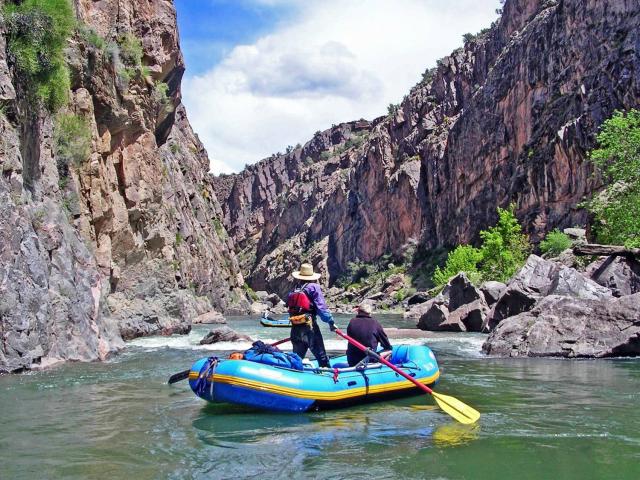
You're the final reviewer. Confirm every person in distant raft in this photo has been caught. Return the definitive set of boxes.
[287,263,335,368]
[346,302,392,367]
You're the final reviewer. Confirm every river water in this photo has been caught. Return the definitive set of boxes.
[1,315,638,479]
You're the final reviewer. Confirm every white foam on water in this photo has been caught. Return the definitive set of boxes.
[126,332,483,357]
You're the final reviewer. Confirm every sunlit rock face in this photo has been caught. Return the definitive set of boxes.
[0,0,247,372]
[216,0,640,296]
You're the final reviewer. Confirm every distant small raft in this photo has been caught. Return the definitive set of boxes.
[188,345,440,412]
[259,316,292,328]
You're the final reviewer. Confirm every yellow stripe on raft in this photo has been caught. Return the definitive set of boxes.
[189,369,440,401]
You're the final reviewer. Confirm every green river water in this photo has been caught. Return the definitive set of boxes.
[1,315,639,479]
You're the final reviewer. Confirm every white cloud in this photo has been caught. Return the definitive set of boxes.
[182,0,502,173]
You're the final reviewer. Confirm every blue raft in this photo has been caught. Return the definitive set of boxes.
[188,345,440,412]
[259,315,292,328]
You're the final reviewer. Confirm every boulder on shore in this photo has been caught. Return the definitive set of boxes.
[199,327,252,345]
[586,256,640,298]
[414,273,489,332]
[482,293,640,358]
[193,311,226,324]
[484,255,612,331]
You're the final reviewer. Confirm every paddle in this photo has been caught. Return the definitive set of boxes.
[167,337,291,385]
[333,328,480,425]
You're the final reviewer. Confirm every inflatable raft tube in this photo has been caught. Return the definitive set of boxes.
[189,345,440,412]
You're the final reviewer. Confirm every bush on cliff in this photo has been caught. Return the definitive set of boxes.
[3,0,75,111]
[55,113,91,170]
[587,109,640,248]
[539,229,572,256]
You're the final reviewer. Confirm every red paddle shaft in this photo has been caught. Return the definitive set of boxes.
[334,328,434,395]
[272,337,290,347]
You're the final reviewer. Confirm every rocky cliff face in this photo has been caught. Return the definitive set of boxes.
[0,0,246,372]
[216,0,640,297]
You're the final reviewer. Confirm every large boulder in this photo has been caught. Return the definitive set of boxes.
[249,301,271,315]
[484,255,612,331]
[404,300,434,320]
[587,256,640,297]
[200,327,252,345]
[480,281,506,306]
[443,273,484,311]
[482,293,640,358]
[407,292,430,305]
[417,303,466,332]
[414,273,488,332]
[193,311,226,324]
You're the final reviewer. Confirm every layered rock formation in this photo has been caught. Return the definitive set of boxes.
[215,0,640,296]
[0,0,246,372]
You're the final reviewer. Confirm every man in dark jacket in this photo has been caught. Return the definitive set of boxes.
[346,302,392,367]
[287,263,335,368]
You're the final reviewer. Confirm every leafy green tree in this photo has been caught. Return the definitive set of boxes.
[539,229,572,256]
[587,109,640,248]
[479,205,531,282]
[432,245,482,288]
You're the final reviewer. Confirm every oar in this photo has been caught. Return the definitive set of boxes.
[167,337,291,384]
[334,328,480,424]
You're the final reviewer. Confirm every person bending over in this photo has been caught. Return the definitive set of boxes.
[346,302,392,367]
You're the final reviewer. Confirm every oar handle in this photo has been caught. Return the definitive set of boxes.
[334,328,434,395]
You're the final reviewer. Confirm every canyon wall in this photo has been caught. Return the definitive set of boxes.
[215,0,640,297]
[0,0,246,372]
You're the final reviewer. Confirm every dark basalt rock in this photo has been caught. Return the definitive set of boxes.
[484,255,612,331]
[482,294,640,358]
[415,273,488,332]
[587,256,640,298]
[200,327,252,345]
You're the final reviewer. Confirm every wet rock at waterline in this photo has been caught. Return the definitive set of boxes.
[0,196,124,373]
[482,294,640,358]
[200,327,253,345]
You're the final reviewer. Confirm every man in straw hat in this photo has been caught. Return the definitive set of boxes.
[346,301,392,367]
[286,263,335,368]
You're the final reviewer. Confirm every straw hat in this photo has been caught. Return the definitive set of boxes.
[292,263,321,281]
[357,302,374,315]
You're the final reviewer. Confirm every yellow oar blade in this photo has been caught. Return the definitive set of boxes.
[432,392,481,425]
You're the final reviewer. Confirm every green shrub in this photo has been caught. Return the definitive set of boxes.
[117,32,143,67]
[242,283,258,301]
[213,218,226,238]
[479,204,531,282]
[4,0,75,111]
[587,109,640,248]
[55,113,91,168]
[78,25,106,51]
[175,232,183,246]
[539,229,572,256]
[153,81,173,113]
[432,245,482,288]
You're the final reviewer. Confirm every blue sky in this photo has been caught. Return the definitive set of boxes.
[175,0,295,75]
[175,0,502,173]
